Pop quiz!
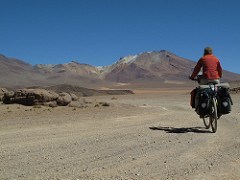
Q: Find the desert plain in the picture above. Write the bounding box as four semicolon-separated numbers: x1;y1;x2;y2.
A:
0;88;240;180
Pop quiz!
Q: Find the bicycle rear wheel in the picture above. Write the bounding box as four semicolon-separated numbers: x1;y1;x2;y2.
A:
210;97;218;133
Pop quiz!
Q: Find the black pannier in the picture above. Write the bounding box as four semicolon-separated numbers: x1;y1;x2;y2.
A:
190;88;197;108
218;87;233;114
197;88;211;117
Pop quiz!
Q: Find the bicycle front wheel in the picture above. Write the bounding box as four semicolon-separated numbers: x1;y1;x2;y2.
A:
210;97;218;133
203;117;210;129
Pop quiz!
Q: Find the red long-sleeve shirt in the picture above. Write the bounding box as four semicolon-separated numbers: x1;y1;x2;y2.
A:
191;54;222;80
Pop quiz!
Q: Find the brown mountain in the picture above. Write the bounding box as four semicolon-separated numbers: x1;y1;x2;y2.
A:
1;51;240;89
0;54;46;87
103;50;240;87
104;50;196;83
33;61;108;88
0;55;109;88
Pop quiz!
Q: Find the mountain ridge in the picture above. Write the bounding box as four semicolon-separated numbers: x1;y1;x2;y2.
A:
1;50;239;89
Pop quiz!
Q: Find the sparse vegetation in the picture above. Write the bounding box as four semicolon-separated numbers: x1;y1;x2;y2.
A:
111;97;117;100
94;104;100;107
33;105;42;108
99;102;110;107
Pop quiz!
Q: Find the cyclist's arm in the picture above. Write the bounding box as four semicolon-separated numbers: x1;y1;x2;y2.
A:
190;59;202;79
217;61;223;78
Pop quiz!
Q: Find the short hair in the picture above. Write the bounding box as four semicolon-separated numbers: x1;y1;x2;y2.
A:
204;47;213;55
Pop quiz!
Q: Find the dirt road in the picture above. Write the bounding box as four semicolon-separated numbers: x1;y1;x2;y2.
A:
1;90;240;180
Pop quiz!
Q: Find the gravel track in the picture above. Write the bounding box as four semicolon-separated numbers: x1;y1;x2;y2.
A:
1;91;239;180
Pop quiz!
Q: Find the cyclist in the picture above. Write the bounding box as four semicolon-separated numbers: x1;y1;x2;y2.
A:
189;46;223;84
189;47;223;109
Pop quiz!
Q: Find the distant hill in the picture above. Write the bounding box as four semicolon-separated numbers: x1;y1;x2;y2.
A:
1;51;240;89
0;54;46;87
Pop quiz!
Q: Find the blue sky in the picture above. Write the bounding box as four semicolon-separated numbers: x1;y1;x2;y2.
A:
1;0;240;74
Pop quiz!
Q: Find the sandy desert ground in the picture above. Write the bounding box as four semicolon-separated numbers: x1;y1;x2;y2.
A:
0;89;240;180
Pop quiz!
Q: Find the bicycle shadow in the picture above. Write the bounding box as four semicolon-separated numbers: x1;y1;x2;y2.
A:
149;126;211;133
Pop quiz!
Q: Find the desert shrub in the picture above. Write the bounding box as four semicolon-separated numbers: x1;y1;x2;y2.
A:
33;105;42;108
99;102;110;107
94;103;100;107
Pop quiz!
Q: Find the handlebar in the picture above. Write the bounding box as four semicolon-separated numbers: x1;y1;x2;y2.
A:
189;75;202;83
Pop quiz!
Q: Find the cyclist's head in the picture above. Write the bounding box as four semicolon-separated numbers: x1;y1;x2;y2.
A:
204;47;213;55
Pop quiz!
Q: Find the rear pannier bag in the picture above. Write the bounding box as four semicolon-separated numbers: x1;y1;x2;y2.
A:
218;87;233;114
190;88;197;108
198;88;211;116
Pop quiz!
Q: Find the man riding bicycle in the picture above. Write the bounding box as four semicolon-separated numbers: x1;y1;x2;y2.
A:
189;46;223;85
189;47;223;109
189;47;232;133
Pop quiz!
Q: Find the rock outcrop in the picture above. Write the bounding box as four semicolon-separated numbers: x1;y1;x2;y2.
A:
0;88;8;101
2;88;78;106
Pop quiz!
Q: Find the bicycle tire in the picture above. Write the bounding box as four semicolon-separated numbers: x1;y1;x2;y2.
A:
203;117;210;129
210;97;218;133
